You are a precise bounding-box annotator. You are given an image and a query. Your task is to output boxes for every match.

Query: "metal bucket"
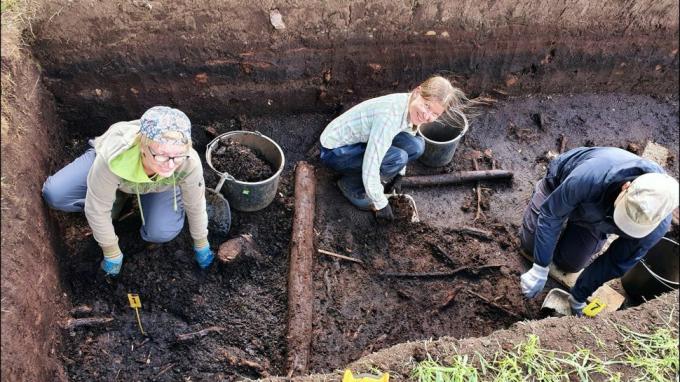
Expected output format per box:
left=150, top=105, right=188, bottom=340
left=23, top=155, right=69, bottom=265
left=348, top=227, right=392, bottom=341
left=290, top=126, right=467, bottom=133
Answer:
left=417, top=110, right=469, bottom=167
left=621, top=237, right=679, bottom=301
left=206, top=131, right=285, bottom=212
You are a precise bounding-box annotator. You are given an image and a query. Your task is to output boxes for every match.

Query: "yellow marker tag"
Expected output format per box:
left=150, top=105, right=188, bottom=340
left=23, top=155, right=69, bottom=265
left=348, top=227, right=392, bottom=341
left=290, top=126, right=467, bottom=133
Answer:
left=583, top=298, right=606, bottom=317
left=342, top=369, right=389, bottom=382
left=128, top=293, right=142, bottom=308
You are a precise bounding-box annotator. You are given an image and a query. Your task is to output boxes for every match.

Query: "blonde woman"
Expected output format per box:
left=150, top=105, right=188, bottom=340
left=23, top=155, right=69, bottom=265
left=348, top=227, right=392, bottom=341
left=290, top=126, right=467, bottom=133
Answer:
left=43, top=106, right=217, bottom=276
left=319, top=75, right=468, bottom=222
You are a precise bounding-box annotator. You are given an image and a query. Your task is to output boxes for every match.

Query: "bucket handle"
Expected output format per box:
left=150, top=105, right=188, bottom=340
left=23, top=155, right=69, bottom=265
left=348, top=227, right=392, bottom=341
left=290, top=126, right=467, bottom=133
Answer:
left=213, top=172, right=236, bottom=194
left=638, top=259, right=679, bottom=290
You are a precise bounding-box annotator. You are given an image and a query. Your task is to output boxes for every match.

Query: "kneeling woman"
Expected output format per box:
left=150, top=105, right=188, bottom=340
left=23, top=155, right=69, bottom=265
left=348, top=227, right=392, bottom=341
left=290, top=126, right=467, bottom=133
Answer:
left=319, top=75, right=470, bottom=222
left=43, top=106, right=215, bottom=276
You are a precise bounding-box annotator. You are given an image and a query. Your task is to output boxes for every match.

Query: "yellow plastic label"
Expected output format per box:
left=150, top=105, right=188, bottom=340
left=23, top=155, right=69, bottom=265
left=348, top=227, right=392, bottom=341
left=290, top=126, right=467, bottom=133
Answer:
left=342, top=369, right=389, bottom=382
left=583, top=298, right=605, bottom=317
left=127, top=293, right=142, bottom=308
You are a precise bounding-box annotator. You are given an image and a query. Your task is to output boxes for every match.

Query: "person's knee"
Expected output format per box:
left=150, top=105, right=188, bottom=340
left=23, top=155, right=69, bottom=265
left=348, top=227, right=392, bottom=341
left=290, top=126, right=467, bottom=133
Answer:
left=382, top=149, right=408, bottom=175
left=409, top=137, right=425, bottom=160
left=142, top=224, right=183, bottom=243
left=42, top=178, right=76, bottom=211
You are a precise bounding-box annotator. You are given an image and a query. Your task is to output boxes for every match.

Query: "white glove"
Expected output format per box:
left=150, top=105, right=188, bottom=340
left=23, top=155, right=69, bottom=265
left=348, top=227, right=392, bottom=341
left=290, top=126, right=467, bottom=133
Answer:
left=520, top=263, right=550, bottom=298
left=568, top=294, right=587, bottom=317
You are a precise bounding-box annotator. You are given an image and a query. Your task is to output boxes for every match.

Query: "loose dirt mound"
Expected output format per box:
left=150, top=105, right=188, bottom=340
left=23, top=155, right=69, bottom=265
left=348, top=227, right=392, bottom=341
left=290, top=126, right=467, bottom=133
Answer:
left=211, top=138, right=275, bottom=182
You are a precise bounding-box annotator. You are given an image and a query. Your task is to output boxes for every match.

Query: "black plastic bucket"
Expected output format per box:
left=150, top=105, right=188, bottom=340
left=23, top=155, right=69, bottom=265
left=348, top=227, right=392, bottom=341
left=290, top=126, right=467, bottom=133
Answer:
left=621, top=237, right=679, bottom=301
left=417, top=110, right=469, bottom=167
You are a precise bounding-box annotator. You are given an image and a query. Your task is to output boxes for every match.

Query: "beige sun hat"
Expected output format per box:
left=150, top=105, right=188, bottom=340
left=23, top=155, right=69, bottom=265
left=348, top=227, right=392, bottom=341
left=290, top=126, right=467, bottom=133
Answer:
left=613, top=173, right=679, bottom=238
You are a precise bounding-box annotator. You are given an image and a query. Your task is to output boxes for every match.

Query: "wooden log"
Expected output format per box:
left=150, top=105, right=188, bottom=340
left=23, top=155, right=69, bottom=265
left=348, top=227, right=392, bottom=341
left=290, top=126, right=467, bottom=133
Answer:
left=401, top=170, right=513, bottom=188
left=285, top=162, right=316, bottom=376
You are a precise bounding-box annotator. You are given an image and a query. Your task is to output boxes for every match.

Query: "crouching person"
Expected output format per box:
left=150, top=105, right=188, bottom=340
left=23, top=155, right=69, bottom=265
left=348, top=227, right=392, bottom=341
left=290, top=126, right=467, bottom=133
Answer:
left=42, top=106, right=215, bottom=276
left=319, top=75, right=469, bottom=223
left=519, top=146, right=678, bottom=315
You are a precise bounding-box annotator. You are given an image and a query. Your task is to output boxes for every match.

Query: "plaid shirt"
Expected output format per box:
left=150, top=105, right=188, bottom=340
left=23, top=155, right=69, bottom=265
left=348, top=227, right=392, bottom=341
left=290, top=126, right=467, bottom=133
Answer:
left=320, top=93, right=413, bottom=209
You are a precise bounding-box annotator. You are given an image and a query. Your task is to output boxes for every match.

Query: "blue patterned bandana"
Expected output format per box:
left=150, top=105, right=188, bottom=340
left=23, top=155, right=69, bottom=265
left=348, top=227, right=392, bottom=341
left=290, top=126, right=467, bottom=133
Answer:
left=139, top=106, right=191, bottom=144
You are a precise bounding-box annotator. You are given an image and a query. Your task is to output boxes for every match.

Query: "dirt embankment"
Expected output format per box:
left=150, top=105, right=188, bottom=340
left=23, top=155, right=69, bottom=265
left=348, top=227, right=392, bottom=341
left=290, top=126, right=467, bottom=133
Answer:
left=27, top=0, right=680, bottom=136
left=275, top=291, right=679, bottom=382
left=1, top=8, right=70, bottom=382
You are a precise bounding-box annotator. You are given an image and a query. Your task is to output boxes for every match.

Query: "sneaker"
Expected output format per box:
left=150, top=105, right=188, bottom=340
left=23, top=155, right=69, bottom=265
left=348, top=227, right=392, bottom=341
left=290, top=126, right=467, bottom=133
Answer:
left=337, top=176, right=373, bottom=211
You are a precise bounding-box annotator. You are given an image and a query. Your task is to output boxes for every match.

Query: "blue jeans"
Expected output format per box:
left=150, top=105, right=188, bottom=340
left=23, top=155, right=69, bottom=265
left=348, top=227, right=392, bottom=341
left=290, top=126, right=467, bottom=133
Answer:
left=319, top=132, right=424, bottom=180
left=42, top=148, right=185, bottom=243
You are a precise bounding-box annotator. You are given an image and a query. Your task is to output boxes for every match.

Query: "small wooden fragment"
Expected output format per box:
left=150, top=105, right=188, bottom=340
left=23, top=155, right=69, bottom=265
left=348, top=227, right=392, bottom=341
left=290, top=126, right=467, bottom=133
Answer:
left=558, top=134, right=567, bottom=153
left=317, top=249, right=364, bottom=264
left=466, top=290, right=522, bottom=319
left=438, top=286, right=462, bottom=311
left=217, top=234, right=256, bottom=263
left=380, top=264, right=502, bottom=278
left=62, top=317, right=113, bottom=330
left=451, top=226, right=494, bottom=240
left=428, top=243, right=457, bottom=268
left=176, top=326, right=225, bottom=342
left=69, top=305, right=93, bottom=317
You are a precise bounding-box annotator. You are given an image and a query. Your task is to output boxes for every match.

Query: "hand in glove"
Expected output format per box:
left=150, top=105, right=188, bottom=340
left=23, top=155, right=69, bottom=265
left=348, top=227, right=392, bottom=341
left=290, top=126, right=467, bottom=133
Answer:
left=568, top=294, right=587, bottom=317
left=374, top=204, right=394, bottom=224
left=384, top=175, right=403, bottom=194
left=101, top=252, right=123, bottom=277
left=520, top=263, right=549, bottom=298
left=194, top=245, right=214, bottom=269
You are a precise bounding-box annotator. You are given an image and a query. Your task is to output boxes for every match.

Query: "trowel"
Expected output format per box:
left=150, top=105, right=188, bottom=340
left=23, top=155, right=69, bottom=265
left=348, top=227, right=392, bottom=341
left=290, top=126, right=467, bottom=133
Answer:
left=541, top=288, right=607, bottom=317
left=540, top=288, right=572, bottom=317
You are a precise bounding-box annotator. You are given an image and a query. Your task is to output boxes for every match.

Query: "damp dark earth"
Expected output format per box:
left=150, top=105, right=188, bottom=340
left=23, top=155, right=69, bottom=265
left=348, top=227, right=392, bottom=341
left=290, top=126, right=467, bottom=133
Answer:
left=1, top=1, right=678, bottom=382
left=48, top=92, right=679, bottom=381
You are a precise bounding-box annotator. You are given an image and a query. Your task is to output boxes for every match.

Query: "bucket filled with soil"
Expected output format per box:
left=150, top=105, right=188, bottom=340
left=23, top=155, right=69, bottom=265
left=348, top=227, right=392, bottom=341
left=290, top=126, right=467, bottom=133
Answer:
left=206, top=131, right=285, bottom=212
left=418, top=110, right=469, bottom=167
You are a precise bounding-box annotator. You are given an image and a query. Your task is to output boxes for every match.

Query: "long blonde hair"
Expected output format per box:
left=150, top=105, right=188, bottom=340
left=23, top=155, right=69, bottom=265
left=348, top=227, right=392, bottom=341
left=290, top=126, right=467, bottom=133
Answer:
left=417, top=75, right=487, bottom=123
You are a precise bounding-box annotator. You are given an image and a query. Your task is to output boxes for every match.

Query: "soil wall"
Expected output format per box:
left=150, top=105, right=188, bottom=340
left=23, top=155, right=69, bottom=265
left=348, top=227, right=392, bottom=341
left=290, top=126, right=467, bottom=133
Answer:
left=30, top=0, right=679, bottom=135
left=1, top=12, right=69, bottom=382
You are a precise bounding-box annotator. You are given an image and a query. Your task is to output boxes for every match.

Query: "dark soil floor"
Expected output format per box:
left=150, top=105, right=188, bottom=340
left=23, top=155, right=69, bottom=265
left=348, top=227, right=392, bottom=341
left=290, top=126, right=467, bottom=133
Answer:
left=52, top=92, right=679, bottom=381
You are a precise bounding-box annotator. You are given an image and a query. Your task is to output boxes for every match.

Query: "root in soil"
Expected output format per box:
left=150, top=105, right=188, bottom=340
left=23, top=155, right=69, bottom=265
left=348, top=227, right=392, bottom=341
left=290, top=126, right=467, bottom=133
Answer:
left=211, top=138, right=274, bottom=182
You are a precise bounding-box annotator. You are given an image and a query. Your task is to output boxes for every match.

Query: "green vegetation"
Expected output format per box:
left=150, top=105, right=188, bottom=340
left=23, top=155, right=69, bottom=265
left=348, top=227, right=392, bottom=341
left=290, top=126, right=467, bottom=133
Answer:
left=0, top=0, right=18, bottom=13
left=412, top=311, right=678, bottom=382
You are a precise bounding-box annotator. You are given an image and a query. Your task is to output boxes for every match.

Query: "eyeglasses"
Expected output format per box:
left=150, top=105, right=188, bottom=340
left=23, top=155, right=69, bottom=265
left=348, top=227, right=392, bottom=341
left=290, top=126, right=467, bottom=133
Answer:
left=421, top=97, right=442, bottom=120
left=146, top=146, right=190, bottom=164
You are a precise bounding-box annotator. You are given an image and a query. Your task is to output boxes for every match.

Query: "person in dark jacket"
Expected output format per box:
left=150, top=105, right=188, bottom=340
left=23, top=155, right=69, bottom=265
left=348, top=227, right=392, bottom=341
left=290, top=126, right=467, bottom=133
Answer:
left=519, top=147, right=678, bottom=315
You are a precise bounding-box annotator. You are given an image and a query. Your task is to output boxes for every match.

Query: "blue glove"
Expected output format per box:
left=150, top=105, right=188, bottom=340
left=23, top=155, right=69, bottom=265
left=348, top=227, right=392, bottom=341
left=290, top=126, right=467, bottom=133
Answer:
left=101, top=252, right=123, bottom=276
left=520, top=263, right=549, bottom=298
left=194, top=245, right=214, bottom=269
left=568, top=294, right=587, bottom=317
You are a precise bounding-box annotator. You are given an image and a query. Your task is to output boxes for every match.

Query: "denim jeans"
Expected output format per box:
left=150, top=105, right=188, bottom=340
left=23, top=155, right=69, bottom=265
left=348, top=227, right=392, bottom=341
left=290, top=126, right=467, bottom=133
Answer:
left=42, top=148, right=185, bottom=243
left=319, top=131, right=424, bottom=179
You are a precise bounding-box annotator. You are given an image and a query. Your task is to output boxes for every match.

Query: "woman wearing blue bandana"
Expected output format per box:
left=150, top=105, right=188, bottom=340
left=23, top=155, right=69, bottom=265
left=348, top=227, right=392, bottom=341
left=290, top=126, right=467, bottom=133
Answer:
left=42, top=106, right=217, bottom=276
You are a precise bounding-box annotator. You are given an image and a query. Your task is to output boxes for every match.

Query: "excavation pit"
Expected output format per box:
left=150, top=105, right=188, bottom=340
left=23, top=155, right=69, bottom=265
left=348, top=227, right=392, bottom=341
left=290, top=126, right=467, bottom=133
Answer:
left=1, top=1, right=678, bottom=381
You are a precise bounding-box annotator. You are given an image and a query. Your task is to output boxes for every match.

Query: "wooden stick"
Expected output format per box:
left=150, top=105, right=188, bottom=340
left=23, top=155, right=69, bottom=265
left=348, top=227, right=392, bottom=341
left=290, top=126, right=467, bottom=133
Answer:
left=317, top=249, right=364, bottom=264
left=401, top=170, right=513, bottom=188
left=286, top=162, right=316, bottom=377
left=466, top=290, right=521, bottom=319
left=428, top=243, right=457, bottom=268
left=380, top=264, right=502, bottom=278
left=472, top=158, right=485, bottom=221
left=176, top=326, right=225, bottom=342
left=451, top=226, right=494, bottom=240
left=558, top=134, right=567, bottom=153
left=62, top=317, right=113, bottom=330
left=438, top=286, right=463, bottom=311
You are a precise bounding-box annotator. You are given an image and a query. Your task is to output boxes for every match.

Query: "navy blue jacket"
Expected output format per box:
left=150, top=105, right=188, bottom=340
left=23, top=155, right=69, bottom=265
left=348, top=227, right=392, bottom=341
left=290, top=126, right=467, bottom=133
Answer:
left=534, top=147, right=671, bottom=302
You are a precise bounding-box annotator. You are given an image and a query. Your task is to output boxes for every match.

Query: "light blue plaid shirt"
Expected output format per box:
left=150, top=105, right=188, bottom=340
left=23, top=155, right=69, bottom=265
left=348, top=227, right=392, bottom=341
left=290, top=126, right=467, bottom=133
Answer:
left=320, top=93, right=414, bottom=209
